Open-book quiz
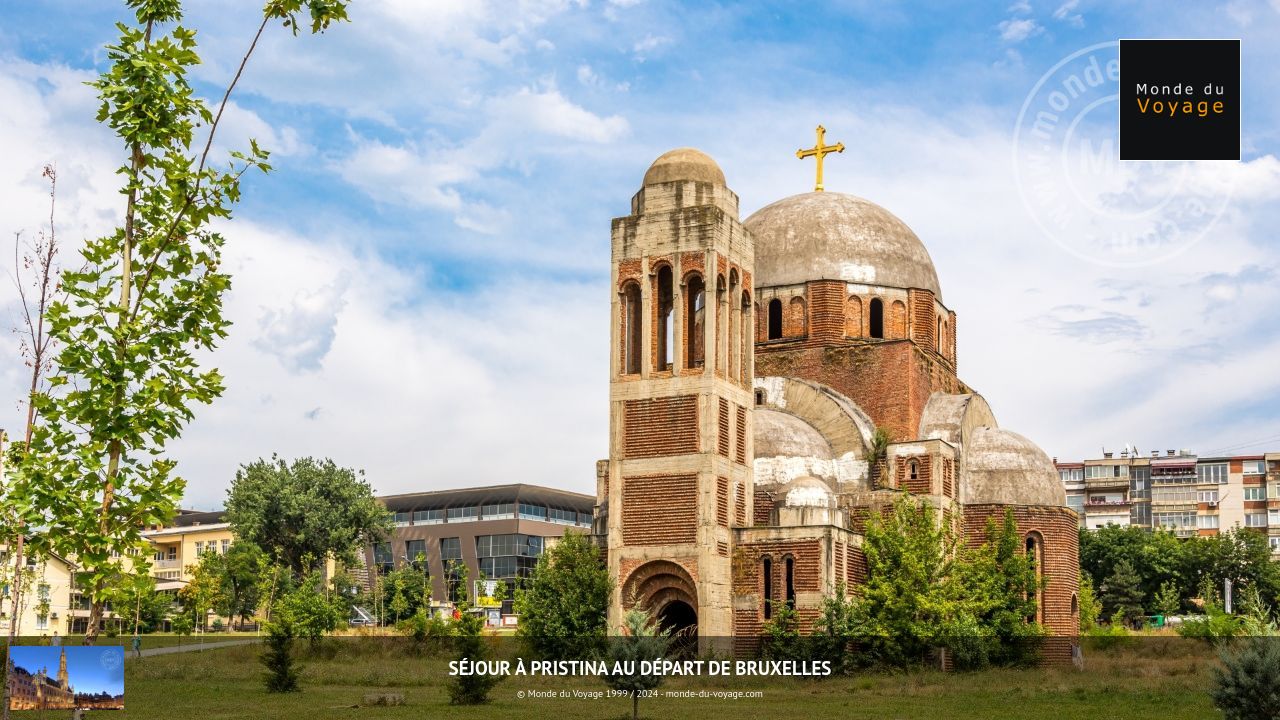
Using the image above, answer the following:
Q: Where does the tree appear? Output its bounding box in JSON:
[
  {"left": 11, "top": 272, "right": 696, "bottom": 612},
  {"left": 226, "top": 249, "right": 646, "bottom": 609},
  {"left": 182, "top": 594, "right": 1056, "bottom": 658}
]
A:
[
  {"left": 1152, "top": 580, "right": 1181, "bottom": 619},
  {"left": 446, "top": 568, "right": 501, "bottom": 705},
  {"left": 761, "top": 600, "right": 804, "bottom": 662},
  {"left": 12, "top": 0, "right": 351, "bottom": 644},
  {"left": 261, "top": 617, "right": 301, "bottom": 693},
  {"left": 956, "top": 509, "right": 1045, "bottom": 666},
  {"left": 850, "top": 495, "right": 963, "bottom": 667},
  {"left": 1212, "top": 640, "right": 1280, "bottom": 720},
  {"left": 1099, "top": 558, "right": 1145, "bottom": 625},
  {"left": 1078, "top": 574, "right": 1101, "bottom": 632},
  {"left": 513, "top": 531, "right": 611, "bottom": 660},
  {"left": 224, "top": 456, "right": 390, "bottom": 577},
  {"left": 214, "top": 542, "right": 268, "bottom": 628},
  {"left": 181, "top": 552, "right": 227, "bottom": 631},
  {"left": 277, "top": 573, "right": 346, "bottom": 645},
  {"left": 811, "top": 582, "right": 858, "bottom": 674},
  {"left": 3, "top": 164, "right": 62, "bottom": 720},
  {"left": 603, "top": 607, "right": 670, "bottom": 720},
  {"left": 106, "top": 573, "right": 171, "bottom": 634}
]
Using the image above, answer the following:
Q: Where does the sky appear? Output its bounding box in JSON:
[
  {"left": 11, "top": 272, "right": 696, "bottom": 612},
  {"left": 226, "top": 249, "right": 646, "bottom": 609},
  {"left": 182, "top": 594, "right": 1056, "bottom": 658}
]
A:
[
  {"left": 1, "top": 0, "right": 1279, "bottom": 509},
  {"left": 10, "top": 645, "right": 125, "bottom": 696}
]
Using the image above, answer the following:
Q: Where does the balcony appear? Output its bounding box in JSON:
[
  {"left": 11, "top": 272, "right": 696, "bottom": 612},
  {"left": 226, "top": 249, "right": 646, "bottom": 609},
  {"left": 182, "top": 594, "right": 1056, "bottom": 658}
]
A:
[
  {"left": 1085, "top": 477, "right": 1130, "bottom": 489},
  {"left": 154, "top": 558, "right": 181, "bottom": 570}
]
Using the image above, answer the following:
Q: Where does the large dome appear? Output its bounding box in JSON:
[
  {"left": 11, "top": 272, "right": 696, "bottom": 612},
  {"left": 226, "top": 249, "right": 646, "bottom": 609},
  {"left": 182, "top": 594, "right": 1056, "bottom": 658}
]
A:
[
  {"left": 962, "top": 427, "right": 1067, "bottom": 507},
  {"left": 745, "top": 191, "right": 941, "bottom": 296},
  {"left": 754, "top": 409, "right": 833, "bottom": 460}
]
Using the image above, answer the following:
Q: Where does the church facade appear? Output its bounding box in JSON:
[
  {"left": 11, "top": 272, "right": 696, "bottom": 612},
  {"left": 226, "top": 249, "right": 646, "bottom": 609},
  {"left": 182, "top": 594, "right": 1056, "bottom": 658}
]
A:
[{"left": 593, "top": 144, "right": 1080, "bottom": 660}]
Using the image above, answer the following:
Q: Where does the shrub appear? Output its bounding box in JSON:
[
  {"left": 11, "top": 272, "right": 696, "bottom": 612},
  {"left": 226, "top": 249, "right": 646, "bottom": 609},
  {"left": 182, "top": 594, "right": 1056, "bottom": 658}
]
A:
[
  {"left": 447, "top": 612, "right": 500, "bottom": 704},
  {"left": 1211, "top": 639, "right": 1280, "bottom": 720},
  {"left": 261, "top": 619, "right": 301, "bottom": 693}
]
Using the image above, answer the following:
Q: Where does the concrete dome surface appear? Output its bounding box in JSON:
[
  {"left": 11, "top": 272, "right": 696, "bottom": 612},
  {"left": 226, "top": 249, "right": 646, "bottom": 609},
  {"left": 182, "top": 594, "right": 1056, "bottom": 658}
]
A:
[
  {"left": 779, "top": 475, "right": 835, "bottom": 508},
  {"left": 754, "top": 408, "right": 834, "bottom": 460},
  {"left": 745, "top": 191, "right": 941, "bottom": 296},
  {"left": 643, "top": 147, "right": 726, "bottom": 187},
  {"left": 962, "top": 426, "right": 1067, "bottom": 507}
]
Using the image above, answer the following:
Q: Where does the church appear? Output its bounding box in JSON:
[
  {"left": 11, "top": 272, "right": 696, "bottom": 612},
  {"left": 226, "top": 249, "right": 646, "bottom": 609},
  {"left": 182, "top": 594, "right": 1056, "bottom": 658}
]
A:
[{"left": 592, "top": 132, "right": 1080, "bottom": 661}]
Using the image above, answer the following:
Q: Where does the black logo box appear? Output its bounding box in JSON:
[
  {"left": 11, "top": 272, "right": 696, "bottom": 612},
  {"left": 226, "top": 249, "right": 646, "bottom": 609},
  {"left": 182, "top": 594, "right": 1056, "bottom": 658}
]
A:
[{"left": 1119, "top": 39, "right": 1240, "bottom": 161}]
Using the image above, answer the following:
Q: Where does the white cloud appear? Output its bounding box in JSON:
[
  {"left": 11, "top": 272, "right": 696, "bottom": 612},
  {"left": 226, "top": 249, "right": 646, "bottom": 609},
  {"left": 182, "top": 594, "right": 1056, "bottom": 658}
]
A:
[
  {"left": 254, "top": 277, "right": 349, "bottom": 372},
  {"left": 998, "top": 17, "right": 1043, "bottom": 42},
  {"left": 632, "top": 34, "right": 671, "bottom": 59},
  {"left": 1052, "top": 0, "right": 1085, "bottom": 27}
]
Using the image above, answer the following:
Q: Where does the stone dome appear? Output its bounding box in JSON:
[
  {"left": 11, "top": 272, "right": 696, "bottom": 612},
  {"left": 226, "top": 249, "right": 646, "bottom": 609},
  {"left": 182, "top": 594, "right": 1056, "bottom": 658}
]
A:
[
  {"left": 962, "top": 426, "right": 1067, "bottom": 507},
  {"left": 778, "top": 475, "right": 834, "bottom": 508},
  {"left": 745, "top": 191, "right": 941, "bottom": 296},
  {"left": 643, "top": 148, "right": 725, "bottom": 187},
  {"left": 754, "top": 409, "right": 834, "bottom": 460}
]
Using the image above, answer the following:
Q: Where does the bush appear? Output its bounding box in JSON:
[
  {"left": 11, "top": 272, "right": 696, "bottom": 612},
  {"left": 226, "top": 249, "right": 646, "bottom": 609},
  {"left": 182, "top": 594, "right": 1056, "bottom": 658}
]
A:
[
  {"left": 1177, "top": 605, "right": 1241, "bottom": 641},
  {"left": 261, "top": 619, "right": 301, "bottom": 693},
  {"left": 447, "top": 612, "right": 501, "bottom": 705},
  {"left": 401, "top": 608, "right": 454, "bottom": 656},
  {"left": 1211, "top": 639, "right": 1280, "bottom": 720}
]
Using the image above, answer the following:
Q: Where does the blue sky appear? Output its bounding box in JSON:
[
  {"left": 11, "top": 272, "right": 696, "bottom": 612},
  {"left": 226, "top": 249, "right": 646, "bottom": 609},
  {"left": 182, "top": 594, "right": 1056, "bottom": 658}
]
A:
[
  {"left": 10, "top": 646, "right": 124, "bottom": 696},
  {"left": 1, "top": 1, "right": 1279, "bottom": 507}
]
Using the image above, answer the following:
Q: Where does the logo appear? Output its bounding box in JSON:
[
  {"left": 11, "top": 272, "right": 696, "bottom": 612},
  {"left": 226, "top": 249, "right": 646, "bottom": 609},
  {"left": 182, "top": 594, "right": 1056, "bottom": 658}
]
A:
[
  {"left": 1013, "top": 42, "right": 1237, "bottom": 267},
  {"left": 1119, "top": 39, "right": 1240, "bottom": 161}
]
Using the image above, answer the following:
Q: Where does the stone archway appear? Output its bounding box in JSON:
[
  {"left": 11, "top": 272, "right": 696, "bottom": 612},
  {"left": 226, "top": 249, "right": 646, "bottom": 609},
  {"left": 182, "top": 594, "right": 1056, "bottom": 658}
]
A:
[{"left": 621, "top": 560, "right": 698, "bottom": 633}]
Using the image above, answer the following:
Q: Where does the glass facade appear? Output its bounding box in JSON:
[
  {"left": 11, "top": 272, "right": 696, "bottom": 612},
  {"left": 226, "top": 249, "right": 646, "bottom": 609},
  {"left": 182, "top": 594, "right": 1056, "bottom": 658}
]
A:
[
  {"left": 373, "top": 541, "right": 393, "bottom": 574},
  {"left": 405, "top": 539, "right": 427, "bottom": 566}
]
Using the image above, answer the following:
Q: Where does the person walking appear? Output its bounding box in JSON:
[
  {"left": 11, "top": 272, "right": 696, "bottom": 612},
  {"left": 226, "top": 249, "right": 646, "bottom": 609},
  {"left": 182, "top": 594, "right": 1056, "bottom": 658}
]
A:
[{"left": 131, "top": 634, "right": 142, "bottom": 659}]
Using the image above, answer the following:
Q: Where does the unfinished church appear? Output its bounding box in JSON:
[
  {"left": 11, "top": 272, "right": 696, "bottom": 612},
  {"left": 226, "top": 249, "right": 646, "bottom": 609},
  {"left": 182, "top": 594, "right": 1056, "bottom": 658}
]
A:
[{"left": 592, "top": 144, "right": 1080, "bottom": 660}]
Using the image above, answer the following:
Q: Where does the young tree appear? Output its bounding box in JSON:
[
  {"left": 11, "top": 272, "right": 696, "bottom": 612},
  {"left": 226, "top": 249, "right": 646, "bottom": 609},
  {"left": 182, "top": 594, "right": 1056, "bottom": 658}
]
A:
[
  {"left": 3, "top": 165, "right": 62, "bottom": 719},
  {"left": 12, "top": 0, "right": 351, "bottom": 644},
  {"left": 1212, "top": 639, "right": 1280, "bottom": 720},
  {"left": 812, "top": 582, "right": 858, "bottom": 673},
  {"left": 851, "top": 495, "right": 963, "bottom": 667},
  {"left": 603, "top": 606, "right": 670, "bottom": 720},
  {"left": 277, "top": 572, "right": 346, "bottom": 645},
  {"left": 446, "top": 567, "right": 501, "bottom": 705},
  {"left": 1152, "top": 580, "right": 1181, "bottom": 619},
  {"left": 1077, "top": 574, "right": 1101, "bottom": 632},
  {"left": 513, "top": 530, "right": 611, "bottom": 660},
  {"left": 261, "top": 616, "right": 301, "bottom": 693},
  {"left": 214, "top": 542, "right": 268, "bottom": 628},
  {"left": 956, "top": 509, "right": 1045, "bottom": 666},
  {"left": 1099, "top": 558, "right": 1146, "bottom": 626},
  {"left": 224, "top": 456, "right": 391, "bottom": 577}
]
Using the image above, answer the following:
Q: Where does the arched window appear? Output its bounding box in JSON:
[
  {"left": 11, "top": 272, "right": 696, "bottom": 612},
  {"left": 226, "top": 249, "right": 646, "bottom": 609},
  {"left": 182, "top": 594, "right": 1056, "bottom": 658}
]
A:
[
  {"left": 1025, "top": 533, "right": 1044, "bottom": 623},
  {"left": 740, "top": 290, "right": 752, "bottom": 385},
  {"left": 937, "top": 316, "right": 943, "bottom": 352},
  {"left": 655, "top": 265, "right": 673, "bottom": 371},
  {"left": 909, "top": 460, "right": 919, "bottom": 481},
  {"left": 788, "top": 296, "right": 807, "bottom": 337},
  {"left": 621, "top": 282, "right": 642, "bottom": 375},
  {"left": 869, "top": 298, "right": 884, "bottom": 339},
  {"left": 762, "top": 556, "right": 773, "bottom": 619},
  {"left": 767, "top": 298, "right": 783, "bottom": 340},
  {"left": 686, "top": 274, "right": 705, "bottom": 368},
  {"left": 727, "top": 271, "right": 738, "bottom": 379},
  {"left": 784, "top": 556, "right": 796, "bottom": 609}
]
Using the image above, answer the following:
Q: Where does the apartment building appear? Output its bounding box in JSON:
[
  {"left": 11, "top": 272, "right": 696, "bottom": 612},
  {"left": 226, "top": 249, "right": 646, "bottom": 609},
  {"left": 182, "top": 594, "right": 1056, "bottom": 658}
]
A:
[{"left": 1059, "top": 449, "right": 1280, "bottom": 553}]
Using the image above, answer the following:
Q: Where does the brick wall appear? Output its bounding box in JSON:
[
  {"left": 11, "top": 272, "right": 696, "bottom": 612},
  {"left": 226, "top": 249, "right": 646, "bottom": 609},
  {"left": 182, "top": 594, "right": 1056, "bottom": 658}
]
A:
[
  {"left": 962, "top": 504, "right": 1080, "bottom": 660},
  {"left": 807, "top": 280, "right": 845, "bottom": 342},
  {"left": 623, "top": 395, "right": 698, "bottom": 458},
  {"left": 622, "top": 474, "right": 698, "bottom": 545},
  {"left": 756, "top": 342, "right": 966, "bottom": 445},
  {"left": 732, "top": 538, "right": 822, "bottom": 637}
]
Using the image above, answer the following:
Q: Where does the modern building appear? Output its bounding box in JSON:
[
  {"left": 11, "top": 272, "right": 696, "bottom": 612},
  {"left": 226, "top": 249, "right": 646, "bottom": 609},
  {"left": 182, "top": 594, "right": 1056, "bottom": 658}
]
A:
[
  {"left": 1059, "top": 449, "right": 1280, "bottom": 552},
  {"left": 360, "top": 484, "right": 595, "bottom": 611}
]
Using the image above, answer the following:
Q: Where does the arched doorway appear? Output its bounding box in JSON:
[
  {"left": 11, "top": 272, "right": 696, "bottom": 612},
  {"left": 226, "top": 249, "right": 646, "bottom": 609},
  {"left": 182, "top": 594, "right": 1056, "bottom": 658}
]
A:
[{"left": 621, "top": 560, "right": 699, "bottom": 651}]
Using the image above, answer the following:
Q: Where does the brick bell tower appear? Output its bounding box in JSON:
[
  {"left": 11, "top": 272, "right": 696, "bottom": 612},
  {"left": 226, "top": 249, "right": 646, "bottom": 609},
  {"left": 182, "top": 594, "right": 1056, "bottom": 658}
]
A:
[{"left": 605, "top": 148, "right": 755, "bottom": 639}]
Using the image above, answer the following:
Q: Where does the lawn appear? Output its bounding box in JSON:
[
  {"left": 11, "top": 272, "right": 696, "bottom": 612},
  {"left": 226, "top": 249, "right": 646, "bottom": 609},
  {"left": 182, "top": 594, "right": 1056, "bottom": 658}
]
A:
[
  {"left": 13, "top": 632, "right": 260, "bottom": 650},
  {"left": 14, "top": 637, "right": 1221, "bottom": 719}
]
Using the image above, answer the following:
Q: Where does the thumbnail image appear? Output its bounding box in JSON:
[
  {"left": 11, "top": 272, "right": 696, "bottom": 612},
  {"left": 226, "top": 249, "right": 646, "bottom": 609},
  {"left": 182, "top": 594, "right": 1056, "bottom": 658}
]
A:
[{"left": 7, "top": 646, "right": 124, "bottom": 711}]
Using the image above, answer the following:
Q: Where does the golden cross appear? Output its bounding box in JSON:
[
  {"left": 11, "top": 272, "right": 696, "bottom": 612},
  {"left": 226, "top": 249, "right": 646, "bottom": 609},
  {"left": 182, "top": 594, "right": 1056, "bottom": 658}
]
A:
[{"left": 796, "top": 125, "right": 844, "bottom": 192}]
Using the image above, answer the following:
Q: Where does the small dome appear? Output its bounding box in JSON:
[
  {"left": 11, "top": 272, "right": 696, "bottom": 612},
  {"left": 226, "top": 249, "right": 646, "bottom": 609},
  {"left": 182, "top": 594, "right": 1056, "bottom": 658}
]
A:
[
  {"left": 643, "top": 148, "right": 725, "bottom": 187},
  {"left": 745, "top": 191, "right": 941, "bottom": 296},
  {"left": 779, "top": 475, "right": 834, "bottom": 508},
  {"left": 754, "top": 409, "right": 833, "bottom": 460},
  {"left": 963, "top": 427, "right": 1067, "bottom": 507}
]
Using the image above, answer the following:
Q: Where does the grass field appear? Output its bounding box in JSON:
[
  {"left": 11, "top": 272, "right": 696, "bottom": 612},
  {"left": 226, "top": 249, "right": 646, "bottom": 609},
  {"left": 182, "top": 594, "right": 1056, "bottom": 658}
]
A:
[
  {"left": 12, "top": 632, "right": 260, "bottom": 650},
  {"left": 10, "top": 636, "right": 1224, "bottom": 720}
]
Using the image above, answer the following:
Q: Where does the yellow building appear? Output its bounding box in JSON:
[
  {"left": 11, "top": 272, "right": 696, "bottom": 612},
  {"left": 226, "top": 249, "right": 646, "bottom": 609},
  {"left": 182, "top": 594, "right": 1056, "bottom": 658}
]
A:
[{"left": 0, "top": 543, "right": 75, "bottom": 639}]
